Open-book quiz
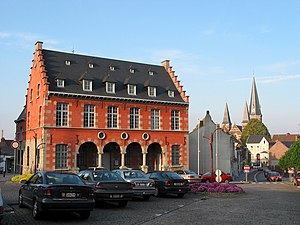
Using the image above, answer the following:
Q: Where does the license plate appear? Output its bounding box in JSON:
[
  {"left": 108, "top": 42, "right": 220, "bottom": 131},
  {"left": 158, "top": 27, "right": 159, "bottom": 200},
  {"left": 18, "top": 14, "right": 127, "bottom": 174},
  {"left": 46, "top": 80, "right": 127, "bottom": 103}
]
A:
[
  {"left": 63, "top": 192, "right": 76, "bottom": 198},
  {"left": 110, "top": 194, "right": 123, "bottom": 199},
  {"left": 174, "top": 183, "right": 183, "bottom": 186},
  {"left": 138, "top": 183, "right": 146, "bottom": 186}
]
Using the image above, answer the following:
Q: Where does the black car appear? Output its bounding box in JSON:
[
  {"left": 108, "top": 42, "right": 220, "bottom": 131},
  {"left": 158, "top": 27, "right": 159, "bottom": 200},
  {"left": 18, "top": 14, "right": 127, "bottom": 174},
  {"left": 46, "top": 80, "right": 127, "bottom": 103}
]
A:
[
  {"left": 148, "top": 171, "right": 190, "bottom": 197},
  {"left": 78, "top": 170, "right": 134, "bottom": 207},
  {"left": 18, "top": 171, "right": 95, "bottom": 220}
]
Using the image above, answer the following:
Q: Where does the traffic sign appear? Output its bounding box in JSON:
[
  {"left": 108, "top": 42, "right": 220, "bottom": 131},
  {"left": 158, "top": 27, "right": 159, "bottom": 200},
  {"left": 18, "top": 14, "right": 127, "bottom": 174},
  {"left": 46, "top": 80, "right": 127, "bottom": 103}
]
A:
[
  {"left": 11, "top": 141, "right": 20, "bottom": 149},
  {"left": 244, "top": 165, "right": 250, "bottom": 170}
]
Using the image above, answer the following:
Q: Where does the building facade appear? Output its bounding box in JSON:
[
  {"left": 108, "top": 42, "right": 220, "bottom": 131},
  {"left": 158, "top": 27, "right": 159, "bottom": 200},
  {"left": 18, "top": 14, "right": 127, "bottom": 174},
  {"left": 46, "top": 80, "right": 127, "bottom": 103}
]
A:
[
  {"left": 21, "top": 41, "right": 189, "bottom": 174},
  {"left": 189, "top": 111, "right": 243, "bottom": 178},
  {"left": 246, "top": 135, "right": 269, "bottom": 165}
]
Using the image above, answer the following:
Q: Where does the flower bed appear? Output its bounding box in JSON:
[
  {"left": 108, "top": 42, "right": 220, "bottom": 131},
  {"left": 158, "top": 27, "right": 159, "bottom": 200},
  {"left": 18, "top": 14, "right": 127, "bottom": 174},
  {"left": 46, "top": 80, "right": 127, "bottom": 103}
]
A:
[{"left": 189, "top": 182, "right": 244, "bottom": 193}]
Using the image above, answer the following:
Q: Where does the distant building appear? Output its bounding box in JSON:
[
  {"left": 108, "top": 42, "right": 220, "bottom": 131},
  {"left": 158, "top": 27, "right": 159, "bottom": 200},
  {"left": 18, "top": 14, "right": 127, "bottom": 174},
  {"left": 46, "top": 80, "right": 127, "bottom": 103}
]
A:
[
  {"left": 246, "top": 135, "right": 269, "bottom": 166},
  {"left": 269, "top": 140, "right": 294, "bottom": 170},
  {"left": 19, "top": 41, "right": 189, "bottom": 174},
  {"left": 272, "top": 133, "right": 299, "bottom": 142},
  {"left": 0, "top": 133, "right": 15, "bottom": 173}
]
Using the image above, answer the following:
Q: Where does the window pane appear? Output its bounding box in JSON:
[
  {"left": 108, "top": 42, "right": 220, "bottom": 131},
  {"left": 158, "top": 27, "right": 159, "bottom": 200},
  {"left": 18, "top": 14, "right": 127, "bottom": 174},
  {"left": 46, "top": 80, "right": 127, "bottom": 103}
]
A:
[
  {"left": 130, "top": 108, "right": 139, "bottom": 129},
  {"left": 108, "top": 106, "right": 118, "bottom": 128},
  {"left": 56, "top": 103, "right": 68, "bottom": 127},
  {"left": 84, "top": 105, "right": 95, "bottom": 127},
  {"left": 171, "top": 110, "right": 180, "bottom": 130},
  {"left": 151, "top": 109, "right": 160, "bottom": 130},
  {"left": 55, "top": 144, "right": 67, "bottom": 169},
  {"left": 172, "top": 145, "right": 180, "bottom": 165}
]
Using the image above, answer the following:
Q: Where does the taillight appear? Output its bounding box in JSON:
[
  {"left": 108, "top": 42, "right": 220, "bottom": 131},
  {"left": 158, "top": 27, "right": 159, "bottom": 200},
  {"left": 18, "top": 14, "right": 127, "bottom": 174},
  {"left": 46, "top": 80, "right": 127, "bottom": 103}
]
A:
[
  {"left": 165, "top": 181, "right": 172, "bottom": 186},
  {"left": 187, "top": 175, "right": 193, "bottom": 178},
  {"left": 43, "top": 188, "right": 52, "bottom": 197},
  {"left": 95, "top": 182, "right": 106, "bottom": 190}
]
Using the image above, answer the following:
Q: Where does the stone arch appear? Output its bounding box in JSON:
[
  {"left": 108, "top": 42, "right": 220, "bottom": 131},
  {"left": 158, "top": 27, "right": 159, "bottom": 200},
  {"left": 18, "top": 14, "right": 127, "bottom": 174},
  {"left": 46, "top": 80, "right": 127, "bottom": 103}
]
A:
[
  {"left": 125, "top": 142, "right": 142, "bottom": 169},
  {"left": 102, "top": 142, "right": 121, "bottom": 170},
  {"left": 77, "top": 142, "right": 97, "bottom": 171},
  {"left": 146, "top": 143, "right": 162, "bottom": 172}
]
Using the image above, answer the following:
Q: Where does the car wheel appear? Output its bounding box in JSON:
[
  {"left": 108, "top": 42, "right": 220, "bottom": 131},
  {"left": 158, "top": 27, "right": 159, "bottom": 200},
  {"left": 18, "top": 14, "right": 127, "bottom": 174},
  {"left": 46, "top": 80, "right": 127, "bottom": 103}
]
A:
[
  {"left": 32, "top": 199, "right": 42, "bottom": 220},
  {"left": 79, "top": 211, "right": 91, "bottom": 219},
  {"left": 118, "top": 201, "right": 128, "bottom": 207},
  {"left": 18, "top": 193, "right": 25, "bottom": 208},
  {"left": 154, "top": 187, "right": 160, "bottom": 197},
  {"left": 177, "top": 193, "right": 184, "bottom": 198},
  {"left": 142, "top": 195, "right": 151, "bottom": 201}
]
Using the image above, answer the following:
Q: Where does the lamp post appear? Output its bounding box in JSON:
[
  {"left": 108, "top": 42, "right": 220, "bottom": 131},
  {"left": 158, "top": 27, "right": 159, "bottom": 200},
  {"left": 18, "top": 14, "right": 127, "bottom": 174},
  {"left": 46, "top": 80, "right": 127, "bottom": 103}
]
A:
[{"left": 203, "top": 125, "right": 222, "bottom": 182}]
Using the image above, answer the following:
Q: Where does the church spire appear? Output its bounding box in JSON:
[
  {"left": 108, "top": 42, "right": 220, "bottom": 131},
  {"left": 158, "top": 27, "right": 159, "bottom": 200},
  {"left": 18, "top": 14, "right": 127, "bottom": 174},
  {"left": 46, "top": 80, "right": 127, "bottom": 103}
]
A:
[
  {"left": 242, "top": 101, "right": 250, "bottom": 129},
  {"left": 221, "top": 102, "right": 232, "bottom": 132},
  {"left": 249, "top": 77, "right": 262, "bottom": 121}
]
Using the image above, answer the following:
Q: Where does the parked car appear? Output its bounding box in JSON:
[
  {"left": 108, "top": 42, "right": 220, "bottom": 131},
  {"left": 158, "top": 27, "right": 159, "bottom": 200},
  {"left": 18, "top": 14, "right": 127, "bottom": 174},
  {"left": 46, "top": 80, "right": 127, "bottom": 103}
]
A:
[
  {"left": 18, "top": 171, "right": 95, "bottom": 220},
  {"left": 78, "top": 170, "right": 133, "bottom": 207},
  {"left": 147, "top": 171, "right": 190, "bottom": 198},
  {"left": 87, "top": 167, "right": 108, "bottom": 171},
  {"left": 175, "top": 169, "right": 202, "bottom": 183},
  {"left": 113, "top": 169, "right": 155, "bottom": 200},
  {"left": 266, "top": 171, "right": 282, "bottom": 182},
  {"left": 293, "top": 170, "right": 300, "bottom": 186},
  {"left": 201, "top": 171, "right": 233, "bottom": 183},
  {"left": 263, "top": 168, "right": 272, "bottom": 178}
]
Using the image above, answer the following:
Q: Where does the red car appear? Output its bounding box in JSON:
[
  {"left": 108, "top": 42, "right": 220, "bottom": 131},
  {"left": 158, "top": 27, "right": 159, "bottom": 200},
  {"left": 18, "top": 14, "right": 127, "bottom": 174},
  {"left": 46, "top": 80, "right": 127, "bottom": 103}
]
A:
[
  {"left": 266, "top": 171, "right": 282, "bottom": 182},
  {"left": 201, "top": 171, "right": 233, "bottom": 183},
  {"left": 293, "top": 170, "right": 300, "bottom": 186}
]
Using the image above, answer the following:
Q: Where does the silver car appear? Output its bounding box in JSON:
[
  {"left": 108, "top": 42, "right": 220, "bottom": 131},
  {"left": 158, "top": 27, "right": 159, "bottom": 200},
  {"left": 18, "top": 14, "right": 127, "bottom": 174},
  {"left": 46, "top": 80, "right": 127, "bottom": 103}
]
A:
[{"left": 113, "top": 170, "right": 155, "bottom": 200}]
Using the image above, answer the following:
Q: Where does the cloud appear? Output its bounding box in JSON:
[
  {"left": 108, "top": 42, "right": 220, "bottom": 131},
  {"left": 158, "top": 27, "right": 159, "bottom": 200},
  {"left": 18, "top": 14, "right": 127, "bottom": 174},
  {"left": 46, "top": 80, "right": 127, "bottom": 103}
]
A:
[
  {"left": 263, "top": 60, "right": 300, "bottom": 71},
  {"left": 0, "top": 32, "right": 11, "bottom": 38}
]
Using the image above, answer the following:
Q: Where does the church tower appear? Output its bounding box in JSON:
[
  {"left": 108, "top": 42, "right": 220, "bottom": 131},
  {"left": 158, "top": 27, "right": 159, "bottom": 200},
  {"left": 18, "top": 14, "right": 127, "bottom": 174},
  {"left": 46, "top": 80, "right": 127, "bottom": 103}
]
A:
[
  {"left": 249, "top": 77, "right": 262, "bottom": 121},
  {"left": 221, "top": 102, "right": 232, "bottom": 132},
  {"left": 242, "top": 101, "right": 250, "bottom": 129}
]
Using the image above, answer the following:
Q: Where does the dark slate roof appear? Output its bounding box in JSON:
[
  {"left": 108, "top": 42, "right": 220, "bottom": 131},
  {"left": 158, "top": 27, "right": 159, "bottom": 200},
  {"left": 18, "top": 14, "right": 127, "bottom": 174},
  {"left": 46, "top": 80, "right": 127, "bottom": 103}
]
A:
[
  {"left": 43, "top": 50, "right": 187, "bottom": 104},
  {"left": 247, "top": 135, "right": 269, "bottom": 144},
  {"left": 282, "top": 141, "right": 294, "bottom": 148},
  {"left": 14, "top": 106, "right": 26, "bottom": 122}
]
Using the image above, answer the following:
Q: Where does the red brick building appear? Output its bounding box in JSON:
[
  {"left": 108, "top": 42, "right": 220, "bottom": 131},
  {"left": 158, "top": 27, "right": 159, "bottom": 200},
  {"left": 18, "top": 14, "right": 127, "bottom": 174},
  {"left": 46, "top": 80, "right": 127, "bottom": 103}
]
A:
[{"left": 21, "top": 41, "right": 189, "bottom": 174}]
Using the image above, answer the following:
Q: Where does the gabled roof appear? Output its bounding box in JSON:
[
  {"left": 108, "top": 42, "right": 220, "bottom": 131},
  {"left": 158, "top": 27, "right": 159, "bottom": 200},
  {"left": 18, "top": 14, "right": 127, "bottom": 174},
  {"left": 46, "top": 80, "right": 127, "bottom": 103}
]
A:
[
  {"left": 42, "top": 49, "right": 187, "bottom": 104},
  {"left": 247, "top": 135, "right": 269, "bottom": 144},
  {"left": 249, "top": 77, "right": 262, "bottom": 117},
  {"left": 14, "top": 106, "right": 26, "bottom": 123}
]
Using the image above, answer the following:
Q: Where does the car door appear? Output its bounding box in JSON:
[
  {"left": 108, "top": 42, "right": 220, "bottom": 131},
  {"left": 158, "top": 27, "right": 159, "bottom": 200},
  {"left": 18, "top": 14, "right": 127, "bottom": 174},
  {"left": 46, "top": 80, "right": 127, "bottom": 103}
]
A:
[{"left": 21, "top": 173, "right": 40, "bottom": 205}]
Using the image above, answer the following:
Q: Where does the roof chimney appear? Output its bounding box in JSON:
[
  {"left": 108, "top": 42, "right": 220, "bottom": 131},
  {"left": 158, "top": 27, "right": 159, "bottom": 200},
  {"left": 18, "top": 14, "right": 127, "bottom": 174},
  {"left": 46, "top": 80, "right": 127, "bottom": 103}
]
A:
[
  {"left": 35, "top": 41, "right": 43, "bottom": 50},
  {"left": 161, "top": 60, "right": 170, "bottom": 70}
]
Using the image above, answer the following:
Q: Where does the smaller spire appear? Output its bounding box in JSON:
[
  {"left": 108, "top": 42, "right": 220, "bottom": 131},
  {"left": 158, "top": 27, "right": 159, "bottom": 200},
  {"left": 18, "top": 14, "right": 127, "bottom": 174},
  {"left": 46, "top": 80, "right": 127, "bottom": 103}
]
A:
[
  {"left": 221, "top": 103, "right": 232, "bottom": 131},
  {"left": 242, "top": 101, "right": 250, "bottom": 129}
]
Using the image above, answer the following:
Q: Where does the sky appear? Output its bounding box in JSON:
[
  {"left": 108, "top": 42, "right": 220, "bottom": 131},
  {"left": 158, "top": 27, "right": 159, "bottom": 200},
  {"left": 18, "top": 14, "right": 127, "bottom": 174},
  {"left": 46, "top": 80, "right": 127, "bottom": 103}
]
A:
[{"left": 1, "top": 0, "right": 300, "bottom": 139}]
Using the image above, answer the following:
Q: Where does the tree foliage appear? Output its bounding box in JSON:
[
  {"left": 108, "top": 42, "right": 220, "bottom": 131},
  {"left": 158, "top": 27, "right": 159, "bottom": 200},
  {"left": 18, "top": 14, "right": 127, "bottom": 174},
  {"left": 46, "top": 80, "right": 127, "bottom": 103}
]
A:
[
  {"left": 279, "top": 140, "right": 300, "bottom": 170},
  {"left": 241, "top": 119, "right": 271, "bottom": 144}
]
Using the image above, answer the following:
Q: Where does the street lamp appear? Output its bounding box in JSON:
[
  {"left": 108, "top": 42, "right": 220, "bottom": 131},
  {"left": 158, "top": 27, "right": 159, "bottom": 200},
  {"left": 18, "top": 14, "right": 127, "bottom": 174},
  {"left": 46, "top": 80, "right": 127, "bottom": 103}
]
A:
[
  {"left": 203, "top": 125, "right": 222, "bottom": 182},
  {"left": 197, "top": 119, "right": 200, "bottom": 175}
]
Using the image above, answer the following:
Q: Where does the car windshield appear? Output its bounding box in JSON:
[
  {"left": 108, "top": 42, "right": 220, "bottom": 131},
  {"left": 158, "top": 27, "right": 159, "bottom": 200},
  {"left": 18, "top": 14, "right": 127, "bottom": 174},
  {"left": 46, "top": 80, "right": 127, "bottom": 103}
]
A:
[
  {"left": 185, "top": 170, "right": 197, "bottom": 175},
  {"left": 161, "top": 172, "right": 182, "bottom": 179},
  {"left": 46, "top": 173, "right": 84, "bottom": 185},
  {"left": 93, "top": 171, "right": 124, "bottom": 181},
  {"left": 203, "top": 172, "right": 211, "bottom": 176},
  {"left": 270, "top": 172, "right": 280, "bottom": 176},
  {"left": 123, "top": 171, "right": 146, "bottom": 179}
]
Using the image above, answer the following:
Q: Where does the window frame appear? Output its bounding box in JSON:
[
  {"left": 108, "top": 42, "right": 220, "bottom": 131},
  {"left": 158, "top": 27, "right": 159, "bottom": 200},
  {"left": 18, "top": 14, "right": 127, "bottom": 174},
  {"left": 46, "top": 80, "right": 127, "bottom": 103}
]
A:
[
  {"left": 55, "top": 144, "right": 68, "bottom": 169},
  {"left": 151, "top": 109, "right": 160, "bottom": 130},
  {"left": 171, "top": 110, "right": 180, "bottom": 130},
  {"left": 148, "top": 86, "right": 156, "bottom": 97},
  {"left": 130, "top": 107, "right": 139, "bottom": 129},
  {"left": 57, "top": 79, "right": 65, "bottom": 88},
  {"left": 106, "top": 82, "right": 115, "bottom": 94},
  {"left": 127, "top": 84, "right": 136, "bottom": 95},
  {"left": 56, "top": 102, "right": 68, "bottom": 127},
  {"left": 107, "top": 106, "right": 118, "bottom": 128},
  {"left": 83, "top": 79, "right": 92, "bottom": 91},
  {"left": 171, "top": 145, "right": 180, "bottom": 166},
  {"left": 84, "top": 104, "right": 95, "bottom": 127}
]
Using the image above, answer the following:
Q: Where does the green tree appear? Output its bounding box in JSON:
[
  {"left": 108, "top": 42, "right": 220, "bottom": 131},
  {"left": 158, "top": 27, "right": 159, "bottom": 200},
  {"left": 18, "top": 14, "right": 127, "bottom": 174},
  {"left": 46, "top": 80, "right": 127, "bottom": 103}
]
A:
[
  {"left": 241, "top": 119, "right": 271, "bottom": 144},
  {"left": 279, "top": 140, "right": 300, "bottom": 170}
]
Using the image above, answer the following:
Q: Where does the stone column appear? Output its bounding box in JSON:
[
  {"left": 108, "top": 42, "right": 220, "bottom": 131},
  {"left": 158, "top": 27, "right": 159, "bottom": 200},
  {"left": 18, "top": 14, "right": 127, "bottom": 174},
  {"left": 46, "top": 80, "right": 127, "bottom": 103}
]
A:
[
  {"left": 162, "top": 145, "right": 169, "bottom": 171},
  {"left": 140, "top": 146, "right": 148, "bottom": 173},
  {"left": 97, "top": 146, "right": 103, "bottom": 167},
  {"left": 120, "top": 146, "right": 126, "bottom": 169}
]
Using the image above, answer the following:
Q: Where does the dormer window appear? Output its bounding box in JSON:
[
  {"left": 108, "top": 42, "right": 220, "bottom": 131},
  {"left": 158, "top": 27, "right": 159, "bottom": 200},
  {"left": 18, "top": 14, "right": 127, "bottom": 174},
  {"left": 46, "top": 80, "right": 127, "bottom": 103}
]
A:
[
  {"left": 106, "top": 82, "right": 115, "bottom": 93},
  {"left": 88, "top": 63, "right": 94, "bottom": 68},
  {"left": 57, "top": 79, "right": 65, "bottom": 88},
  {"left": 148, "top": 86, "right": 156, "bottom": 97},
  {"left": 148, "top": 71, "right": 154, "bottom": 76},
  {"left": 128, "top": 84, "right": 136, "bottom": 95},
  {"left": 109, "top": 66, "right": 115, "bottom": 71},
  {"left": 129, "top": 68, "right": 135, "bottom": 74},
  {"left": 168, "top": 90, "right": 175, "bottom": 98},
  {"left": 65, "top": 60, "right": 71, "bottom": 66},
  {"left": 83, "top": 80, "right": 92, "bottom": 91}
]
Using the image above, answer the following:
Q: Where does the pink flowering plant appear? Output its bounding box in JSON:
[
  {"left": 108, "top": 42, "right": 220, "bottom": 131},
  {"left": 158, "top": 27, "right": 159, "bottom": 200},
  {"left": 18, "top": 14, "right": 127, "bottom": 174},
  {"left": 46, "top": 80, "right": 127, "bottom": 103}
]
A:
[{"left": 189, "top": 182, "right": 244, "bottom": 193}]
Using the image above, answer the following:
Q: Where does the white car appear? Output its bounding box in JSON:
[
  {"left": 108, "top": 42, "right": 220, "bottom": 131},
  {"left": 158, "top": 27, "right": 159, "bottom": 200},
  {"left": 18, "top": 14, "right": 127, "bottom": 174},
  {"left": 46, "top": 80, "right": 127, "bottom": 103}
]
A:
[{"left": 175, "top": 170, "right": 202, "bottom": 183}]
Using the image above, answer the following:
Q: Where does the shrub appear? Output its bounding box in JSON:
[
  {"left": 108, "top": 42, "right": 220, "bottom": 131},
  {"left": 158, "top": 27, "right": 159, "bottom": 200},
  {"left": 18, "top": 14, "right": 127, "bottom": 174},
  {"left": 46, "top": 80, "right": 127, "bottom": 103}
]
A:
[
  {"left": 189, "top": 182, "right": 244, "bottom": 193},
  {"left": 11, "top": 174, "right": 33, "bottom": 183}
]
